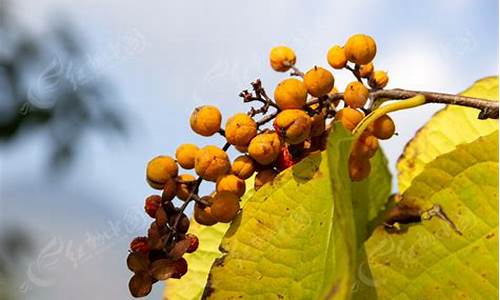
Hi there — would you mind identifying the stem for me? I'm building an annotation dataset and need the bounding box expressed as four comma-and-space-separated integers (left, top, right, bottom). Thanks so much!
352, 95, 427, 141
172, 142, 231, 235
371, 89, 498, 119
345, 64, 362, 83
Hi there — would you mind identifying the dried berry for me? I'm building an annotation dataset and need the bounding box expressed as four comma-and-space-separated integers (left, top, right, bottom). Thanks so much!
144, 195, 162, 218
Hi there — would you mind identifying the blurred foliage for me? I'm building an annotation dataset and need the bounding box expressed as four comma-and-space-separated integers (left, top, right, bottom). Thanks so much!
0, 2, 125, 167
0, 226, 33, 300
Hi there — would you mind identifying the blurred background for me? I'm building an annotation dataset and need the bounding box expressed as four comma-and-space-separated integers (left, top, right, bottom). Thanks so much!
0, 0, 497, 299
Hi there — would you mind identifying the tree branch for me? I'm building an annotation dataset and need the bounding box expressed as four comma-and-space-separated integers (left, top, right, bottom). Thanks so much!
370, 89, 499, 119
303, 88, 498, 120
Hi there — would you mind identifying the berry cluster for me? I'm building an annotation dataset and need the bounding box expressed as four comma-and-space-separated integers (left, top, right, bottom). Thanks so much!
126, 33, 396, 297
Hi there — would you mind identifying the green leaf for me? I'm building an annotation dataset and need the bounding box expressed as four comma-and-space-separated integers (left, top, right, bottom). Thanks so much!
358, 132, 498, 300
397, 76, 499, 193
200, 123, 392, 300
164, 181, 255, 300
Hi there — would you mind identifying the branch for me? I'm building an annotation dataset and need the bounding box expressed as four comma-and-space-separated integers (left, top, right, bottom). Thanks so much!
371, 88, 499, 119
304, 88, 498, 120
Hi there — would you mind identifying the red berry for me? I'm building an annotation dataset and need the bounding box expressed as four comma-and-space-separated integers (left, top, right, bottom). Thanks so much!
171, 257, 188, 279
130, 236, 150, 254
144, 195, 162, 218
185, 234, 199, 253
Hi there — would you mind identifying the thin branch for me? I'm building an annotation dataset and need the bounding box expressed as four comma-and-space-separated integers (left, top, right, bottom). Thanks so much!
371, 89, 499, 119
289, 65, 304, 77
345, 64, 362, 83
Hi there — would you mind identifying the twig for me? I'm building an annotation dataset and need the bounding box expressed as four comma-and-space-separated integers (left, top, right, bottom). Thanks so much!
345, 64, 362, 82
290, 65, 304, 77
371, 89, 499, 119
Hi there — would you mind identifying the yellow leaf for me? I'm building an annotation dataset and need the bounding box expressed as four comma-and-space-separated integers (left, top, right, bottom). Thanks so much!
397, 76, 498, 193
357, 132, 498, 299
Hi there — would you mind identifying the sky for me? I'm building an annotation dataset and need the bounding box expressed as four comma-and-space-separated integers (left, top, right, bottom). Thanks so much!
0, 1, 498, 299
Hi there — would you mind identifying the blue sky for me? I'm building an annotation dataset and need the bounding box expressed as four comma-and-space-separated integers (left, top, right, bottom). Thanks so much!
0, 1, 498, 299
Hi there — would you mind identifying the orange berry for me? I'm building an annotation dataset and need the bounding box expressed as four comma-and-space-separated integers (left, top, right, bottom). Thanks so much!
335, 107, 364, 131
344, 81, 369, 109
216, 174, 246, 197
194, 196, 218, 226
146, 156, 178, 189
369, 70, 389, 89
225, 113, 257, 146
231, 155, 255, 180
269, 46, 296, 72
303, 66, 335, 97
210, 192, 240, 223
274, 78, 308, 110
190, 105, 222, 137
175, 144, 199, 169
273, 109, 312, 144
248, 132, 281, 165
352, 134, 379, 158
371, 114, 395, 139
358, 63, 374, 78
175, 174, 196, 200
327, 45, 347, 69
344, 34, 377, 65
194, 146, 230, 181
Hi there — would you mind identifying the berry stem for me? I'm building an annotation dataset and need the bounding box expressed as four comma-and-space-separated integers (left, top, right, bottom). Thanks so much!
289, 64, 304, 77
345, 64, 363, 83
172, 177, 203, 235
172, 142, 231, 234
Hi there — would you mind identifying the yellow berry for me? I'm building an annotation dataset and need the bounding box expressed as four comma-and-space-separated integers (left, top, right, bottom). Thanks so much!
225, 113, 257, 146
352, 134, 379, 158
190, 105, 222, 137
194, 197, 217, 226
194, 145, 230, 181
371, 114, 395, 139
326, 45, 347, 69
269, 46, 296, 72
349, 155, 371, 181
248, 132, 281, 165
369, 70, 389, 89
344, 34, 377, 65
273, 109, 312, 144
175, 174, 196, 200
274, 78, 308, 110
254, 169, 278, 190
335, 107, 364, 131
358, 63, 374, 78
146, 156, 178, 189
303, 66, 335, 97
210, 191, 240, 223
344, 81, 369, 108
216, 174, 246, 197
231, 155, 255, 180
175, 144, 199, 169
